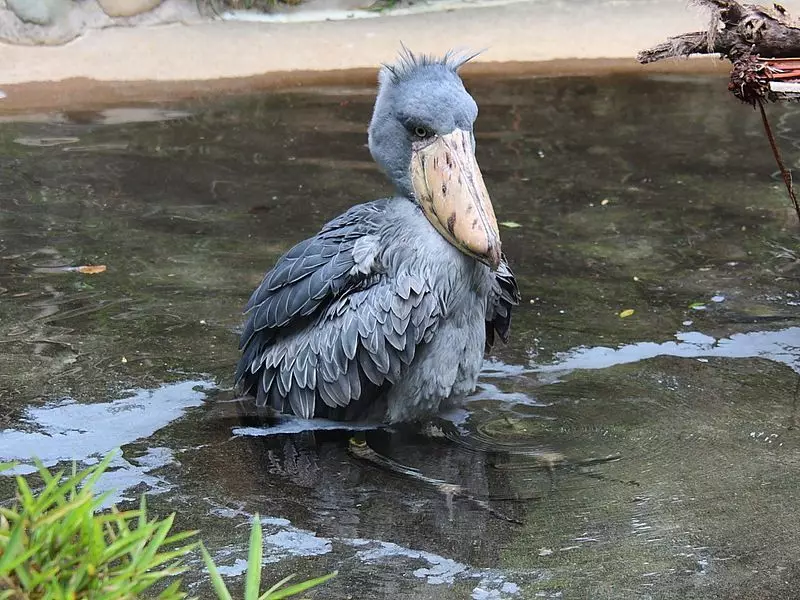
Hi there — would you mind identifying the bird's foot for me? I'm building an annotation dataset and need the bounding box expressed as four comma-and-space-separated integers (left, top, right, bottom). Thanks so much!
347, 435, 522, 525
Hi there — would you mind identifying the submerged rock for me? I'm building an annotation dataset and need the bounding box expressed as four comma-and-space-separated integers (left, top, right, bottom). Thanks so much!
7, 0, 68, 25
96, 0, 164, 17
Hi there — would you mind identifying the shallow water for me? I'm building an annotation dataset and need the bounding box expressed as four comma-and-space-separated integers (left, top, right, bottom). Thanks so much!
1, 73, 799, 599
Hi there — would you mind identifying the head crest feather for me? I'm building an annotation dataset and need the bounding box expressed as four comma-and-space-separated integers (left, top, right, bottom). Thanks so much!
381, 44, 483, 84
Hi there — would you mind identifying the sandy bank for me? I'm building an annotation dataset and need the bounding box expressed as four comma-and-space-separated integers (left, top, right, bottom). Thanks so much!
0, 0, 734, 112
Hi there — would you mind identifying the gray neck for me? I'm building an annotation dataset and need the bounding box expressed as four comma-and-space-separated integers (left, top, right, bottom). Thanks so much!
367, 73, 415, 198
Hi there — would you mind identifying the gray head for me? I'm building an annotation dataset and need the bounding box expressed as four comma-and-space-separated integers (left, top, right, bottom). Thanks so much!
368, 49, 479, 196
367, 48, 501, 269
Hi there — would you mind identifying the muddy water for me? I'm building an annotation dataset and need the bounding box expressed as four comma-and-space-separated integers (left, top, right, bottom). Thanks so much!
1, 73, 799, 599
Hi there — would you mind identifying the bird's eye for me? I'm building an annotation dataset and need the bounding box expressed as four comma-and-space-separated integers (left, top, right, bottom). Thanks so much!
414, 126, 430, 139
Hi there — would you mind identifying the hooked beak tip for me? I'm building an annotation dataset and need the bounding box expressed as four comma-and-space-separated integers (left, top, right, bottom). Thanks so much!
486, 244, 502, 270
475, 243, 501, 270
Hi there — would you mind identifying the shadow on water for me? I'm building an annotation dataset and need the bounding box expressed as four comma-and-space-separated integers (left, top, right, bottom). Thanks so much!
1, 73, 799, 599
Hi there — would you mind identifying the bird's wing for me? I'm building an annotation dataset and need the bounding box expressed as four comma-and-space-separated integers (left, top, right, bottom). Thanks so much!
236, 201, 443, 419
485, 254, 521, 352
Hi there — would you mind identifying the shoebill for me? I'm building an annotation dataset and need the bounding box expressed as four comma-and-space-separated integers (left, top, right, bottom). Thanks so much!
236, 48, 520, 437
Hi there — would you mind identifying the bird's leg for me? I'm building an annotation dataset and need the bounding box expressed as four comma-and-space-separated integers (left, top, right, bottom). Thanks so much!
347, 435, 522, 525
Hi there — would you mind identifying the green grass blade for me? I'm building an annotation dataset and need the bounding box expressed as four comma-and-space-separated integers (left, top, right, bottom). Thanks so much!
162, 529, 200, 546
138, 514, 176, 570
31, 466, 65, 509
14, 475, 35, 509
200, 544, 233, 600
101, 524, 156, 562
138, 495, 148, 529
145, 542, 200, 570
93, 509, 144, 525
0, 507, 18, 520
0, 542, 42, 575
261, 571, 337, 600
0, 519, 25, 573
83, 450, 117, 488
159, 578, 187, 599
35, 493, 93, 528
260, 574, 296, 597
10, 559, 32, 590
244, 514, 263, 600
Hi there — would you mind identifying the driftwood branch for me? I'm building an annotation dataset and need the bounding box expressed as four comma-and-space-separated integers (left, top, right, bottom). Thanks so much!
639, 1, 800, 227
637, 0, 800, 227
639, 31, 718, 64
639, 1, 800, 64
638, 1, 800, 103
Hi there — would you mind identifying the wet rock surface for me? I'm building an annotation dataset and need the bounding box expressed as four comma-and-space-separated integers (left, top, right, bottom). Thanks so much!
97, 0, 164, 17
0, 0, 197, 46
0, 74, 798, 598
6, 0, 68, 25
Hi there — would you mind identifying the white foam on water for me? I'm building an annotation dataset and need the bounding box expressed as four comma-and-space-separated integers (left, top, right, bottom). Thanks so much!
0, 380, 209, 468
349, 539, 468, 584
535, 327, 800, 375
0, 380, 211, 503
467, 381, 548, 407
232, 417, 382, 437
204, 506, 525, 598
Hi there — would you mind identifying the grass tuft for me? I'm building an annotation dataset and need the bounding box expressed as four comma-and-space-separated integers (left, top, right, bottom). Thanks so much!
0, 452, 197, 599
201, 515, 337, 600
0, 451, 336, 599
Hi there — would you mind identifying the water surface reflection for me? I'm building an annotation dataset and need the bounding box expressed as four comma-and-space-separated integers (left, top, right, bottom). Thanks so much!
1, 73, 799, 599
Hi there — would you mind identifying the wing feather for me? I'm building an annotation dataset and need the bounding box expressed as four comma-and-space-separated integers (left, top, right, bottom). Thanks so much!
235, 200, 444, 420
485, 254, 521, 352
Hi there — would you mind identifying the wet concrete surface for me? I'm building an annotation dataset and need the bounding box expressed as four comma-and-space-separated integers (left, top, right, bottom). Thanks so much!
1, 73, 799, 599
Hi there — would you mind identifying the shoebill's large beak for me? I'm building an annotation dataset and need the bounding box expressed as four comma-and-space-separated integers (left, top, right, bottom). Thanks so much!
410, 128, 501, 270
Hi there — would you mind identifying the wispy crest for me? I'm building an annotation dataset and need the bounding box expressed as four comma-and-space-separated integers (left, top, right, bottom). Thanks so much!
382, 43, 483, 83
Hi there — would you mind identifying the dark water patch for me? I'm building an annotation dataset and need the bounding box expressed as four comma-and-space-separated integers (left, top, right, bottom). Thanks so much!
0, 73, 799, 598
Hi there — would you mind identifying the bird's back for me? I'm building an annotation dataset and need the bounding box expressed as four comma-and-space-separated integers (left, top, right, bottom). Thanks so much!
236, 199, 519, 423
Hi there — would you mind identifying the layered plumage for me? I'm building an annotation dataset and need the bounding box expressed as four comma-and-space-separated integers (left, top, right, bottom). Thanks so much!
236, 49, 520, 423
